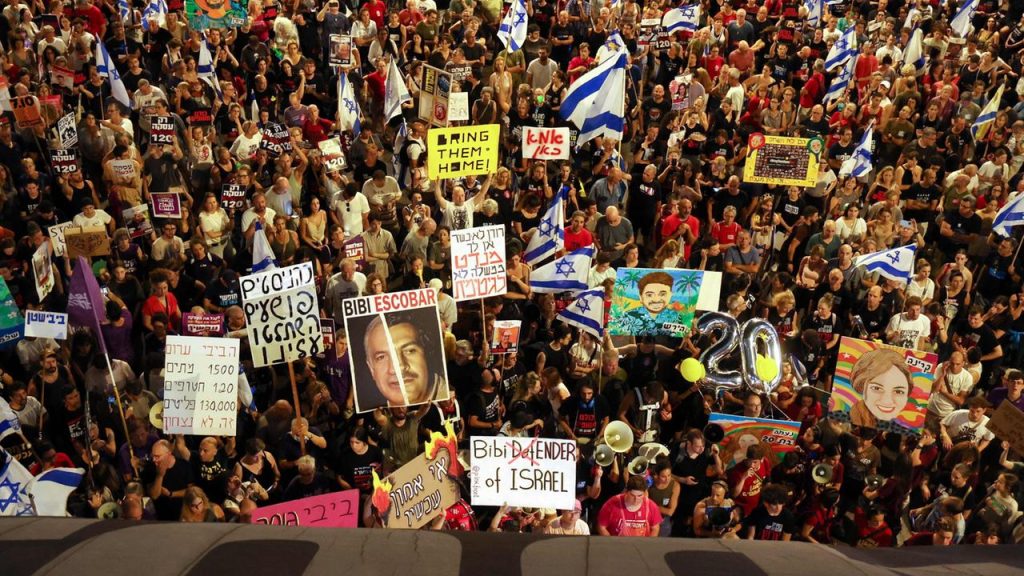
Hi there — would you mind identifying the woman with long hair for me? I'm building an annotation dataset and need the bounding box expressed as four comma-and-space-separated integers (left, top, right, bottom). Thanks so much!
180, 486, 223, 522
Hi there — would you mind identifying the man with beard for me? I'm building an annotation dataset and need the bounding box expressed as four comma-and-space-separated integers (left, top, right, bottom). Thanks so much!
30, 348, 76, 414
559, 381, 610, 443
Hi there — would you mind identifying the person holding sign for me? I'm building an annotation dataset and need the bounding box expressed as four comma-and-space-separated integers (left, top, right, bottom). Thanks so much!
433, 175, 491, 231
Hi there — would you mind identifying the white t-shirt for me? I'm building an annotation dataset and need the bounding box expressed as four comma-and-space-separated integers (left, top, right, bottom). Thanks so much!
332, 191, 370, 237
927, 367, 974, 417
886, 313, 931, 350
589, 265, 617, 288
231, 133, 262, 160
941, 410, 994, 444
905, 277, 935, 303
440, 202, 474, 230
73, 209, 113, 228
241, 207, 278, 237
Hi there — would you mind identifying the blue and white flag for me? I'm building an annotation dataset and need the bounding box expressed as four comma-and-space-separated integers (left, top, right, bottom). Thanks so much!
971, 84, 1004, 141
0, 449, 33, 517
903, 28, 926, 75
27, 467, 84, 517
950, 0, 978, 38
141, 0, 167, 31
338, 72, 361, 135
524, 185, 568, 264
197, 39, 222, 98
557, 288, 606, 337
662, 4, 701, 33
992, 192, 1024, 237
805, 0, 823, 28
384, 57, 412, 122
824, 57, 855, 104
95, 41, 131, 109
840, 121, 874, 178
116, 0, 131, 23
825, 26, 857, 71
561, 51, 627, 148
497, 0, 528, 52
530, 246, 594, 294
0, 397, 20, 442
854, 244, 916, 283
252, 220, 277, 273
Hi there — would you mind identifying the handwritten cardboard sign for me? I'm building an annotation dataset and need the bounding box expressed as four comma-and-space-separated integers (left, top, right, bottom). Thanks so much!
987, 401, 1024, 455
450, 224, 506, 301
251, 489, 359, 528
523, 127, 570, 160
469, 437, 577, 510
163, 335, 240, 436
379, 446, 460, 529
64, 226, 110, 258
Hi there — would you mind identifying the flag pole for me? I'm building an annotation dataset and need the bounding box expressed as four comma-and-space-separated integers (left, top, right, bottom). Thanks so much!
288, 360, 306, 455
103, 354, 137, 478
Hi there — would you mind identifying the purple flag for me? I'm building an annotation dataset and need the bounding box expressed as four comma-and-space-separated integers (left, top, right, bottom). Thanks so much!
66, 256, 107, 355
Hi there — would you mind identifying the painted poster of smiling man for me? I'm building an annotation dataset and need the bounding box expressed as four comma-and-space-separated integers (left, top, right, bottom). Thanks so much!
608, 268, 721, 338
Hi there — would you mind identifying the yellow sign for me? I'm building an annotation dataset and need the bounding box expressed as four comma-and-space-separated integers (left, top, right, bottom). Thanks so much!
742, 133, 823, 188
427, 124, 500, 179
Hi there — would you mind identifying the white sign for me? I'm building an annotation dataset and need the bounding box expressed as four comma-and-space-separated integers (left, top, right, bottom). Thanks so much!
109, 159, 137, 179
318, 137, 346, 173
449, 92, 469, 122
163, 335, 240, 436
48, 221, 75, 257
523, 127, 570, 160
470, 437, 577, 510
25, 311, 67, 339
449, 224, 507, 301
32, 241, 54, 301
57, 113, 77, 148
240, 262, 323, 367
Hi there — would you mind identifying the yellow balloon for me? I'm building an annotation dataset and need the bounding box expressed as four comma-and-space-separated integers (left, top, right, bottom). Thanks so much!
756, 355, 780, 382
680, 358, 705, 382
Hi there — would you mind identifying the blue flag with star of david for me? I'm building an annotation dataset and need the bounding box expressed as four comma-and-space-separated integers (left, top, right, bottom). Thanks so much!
524, 184, 568, 265
530, 246, 594, 294
558, 288, 606, 337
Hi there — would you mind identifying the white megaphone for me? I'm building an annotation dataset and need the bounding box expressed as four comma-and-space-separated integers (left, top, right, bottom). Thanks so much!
627, 456, 650, 476
638, 442, 669, 461
594, 445, 616, 467
604, 421, 634, 453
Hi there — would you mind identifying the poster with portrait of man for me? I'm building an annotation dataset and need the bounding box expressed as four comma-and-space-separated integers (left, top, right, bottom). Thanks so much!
343, 288, 450, 413
330, 35, 353, 68
608, 268, 722, 338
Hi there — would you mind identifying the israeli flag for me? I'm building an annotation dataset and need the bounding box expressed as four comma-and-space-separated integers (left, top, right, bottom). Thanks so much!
116, 0, 131, 23
824, 58, 855, 104
338, 72, 361, 135
992, 191, 1024, 237
95, 41, 131, 109
0, 449, 34, 517
530, 246, 594, 294
0, 397, 20, 442
561, 51, 627, 148
839, 121, 874, 178
141, 0, 167, 31
197, 39, 222, 98
497, 0, 528, 52
854, 244, 916, 283
825, 26, 857, 71
557, 288, 606, 337
805, 0, 823, 28
662, 4, 701, 33
27, 468, 85, 517
524, 185, 568, 265
971, 84, 1004, 141
950, 0, 978, 38
903, 28, 926, 75
252, 220, 278, 273
384, 57, 412, 122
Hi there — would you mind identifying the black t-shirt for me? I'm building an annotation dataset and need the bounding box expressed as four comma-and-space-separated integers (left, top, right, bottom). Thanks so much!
628, 176, 662, 216
937, 210, 982, 253
560, 395, 610, 440
855, 303, 888, 340
902, 182, 941, 221
952, 320, 999, 357
744, 506, 796, 540
203, 280, 241, 310
190, 452, 231, 503
775, 196, 805, 228
283, 473, 334, 502
827, 141, 855, 166
467, 388, 501, 434
143, 458, 194, 521
642, 97, 671, 129
334, 445, 382, 493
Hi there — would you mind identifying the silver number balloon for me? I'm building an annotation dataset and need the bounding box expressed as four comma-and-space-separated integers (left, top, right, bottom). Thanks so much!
697, 312, 743, 394
740, 318, 783, 396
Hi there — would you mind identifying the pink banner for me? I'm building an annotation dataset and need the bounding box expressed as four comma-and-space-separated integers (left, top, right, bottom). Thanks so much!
251, 489, 359, 528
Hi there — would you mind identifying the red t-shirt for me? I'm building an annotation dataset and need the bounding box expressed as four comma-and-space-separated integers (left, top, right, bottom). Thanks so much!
711, 220, 742, 247
365, 0, 387, 28
598, 494, 663, 536
302, 117, 333, 145
142, 292, 181, 330
854, 508, 894, 548
564, 228, 594, 253
728, 458, 771, 516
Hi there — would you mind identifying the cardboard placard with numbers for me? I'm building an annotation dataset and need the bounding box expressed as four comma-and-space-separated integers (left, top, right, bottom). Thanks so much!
162, 335, 240, 436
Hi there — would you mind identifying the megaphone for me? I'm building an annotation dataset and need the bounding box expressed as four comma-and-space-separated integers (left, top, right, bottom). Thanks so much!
704, 423, 725, 444
865, 474, 885, 491
98, 502, 122, 520
604, 421, 634, 453
594, 445, 616, 467
812, 463, 833, 485
627, 456, 650, 476
639, 442, 669, 461
149, 403, 164, 430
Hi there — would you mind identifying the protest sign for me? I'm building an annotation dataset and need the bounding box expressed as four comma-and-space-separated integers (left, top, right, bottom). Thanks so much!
317, 318, 335, 360
708, 413, 802, 470
427, 124, 500, 179
251, 489, 359, 528
25, 311, 68, 340
470, 437, 577, 510
56, 113, 77, 148
318, 137, 346, 173
523, 127, 570, 160
260, 122, 292, 157
827, 337, 936, 436
343, 235, 366, 269
187, 108, 213, 125
372, 425, 462, 529
64, 226, 110, 258
186, 0, 246, 29
448, 92, 469, 122
47, 221, 75, 257
491, 320, 521, 355
182, 312, 224, 336
221, 184, 246, 210
450, 224, 506, 301
240, 262, 323, 367
122, 204, 153, 239
608, 268, 722, 337
0, 277, 23, 349
742, 134, 824, 188
986, 401, 1024, 455
329, 35, 353, 68
418, 65, 451, 127
11, 95, 42, 129
150, 115, 175, 144
32, 241, 54, 301
109, 159, 137, 180
162, 335, 240, 436
343, 288, 450, 413
50, 65, 75, 90
49, 148, 79, 175
151, 192, 182, 218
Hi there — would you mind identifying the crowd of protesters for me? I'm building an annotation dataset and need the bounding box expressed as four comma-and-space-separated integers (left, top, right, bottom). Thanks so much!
0, 0, 1023, 548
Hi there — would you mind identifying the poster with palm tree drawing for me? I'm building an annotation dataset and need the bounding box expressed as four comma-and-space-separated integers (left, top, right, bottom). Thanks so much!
608, 268, 722, 337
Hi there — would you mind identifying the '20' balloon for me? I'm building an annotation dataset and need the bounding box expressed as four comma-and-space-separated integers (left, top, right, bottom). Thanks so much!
697, 312, 783, 396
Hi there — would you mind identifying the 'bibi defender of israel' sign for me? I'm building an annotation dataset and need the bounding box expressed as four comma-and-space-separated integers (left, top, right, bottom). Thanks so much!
470, 437, 577, 510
